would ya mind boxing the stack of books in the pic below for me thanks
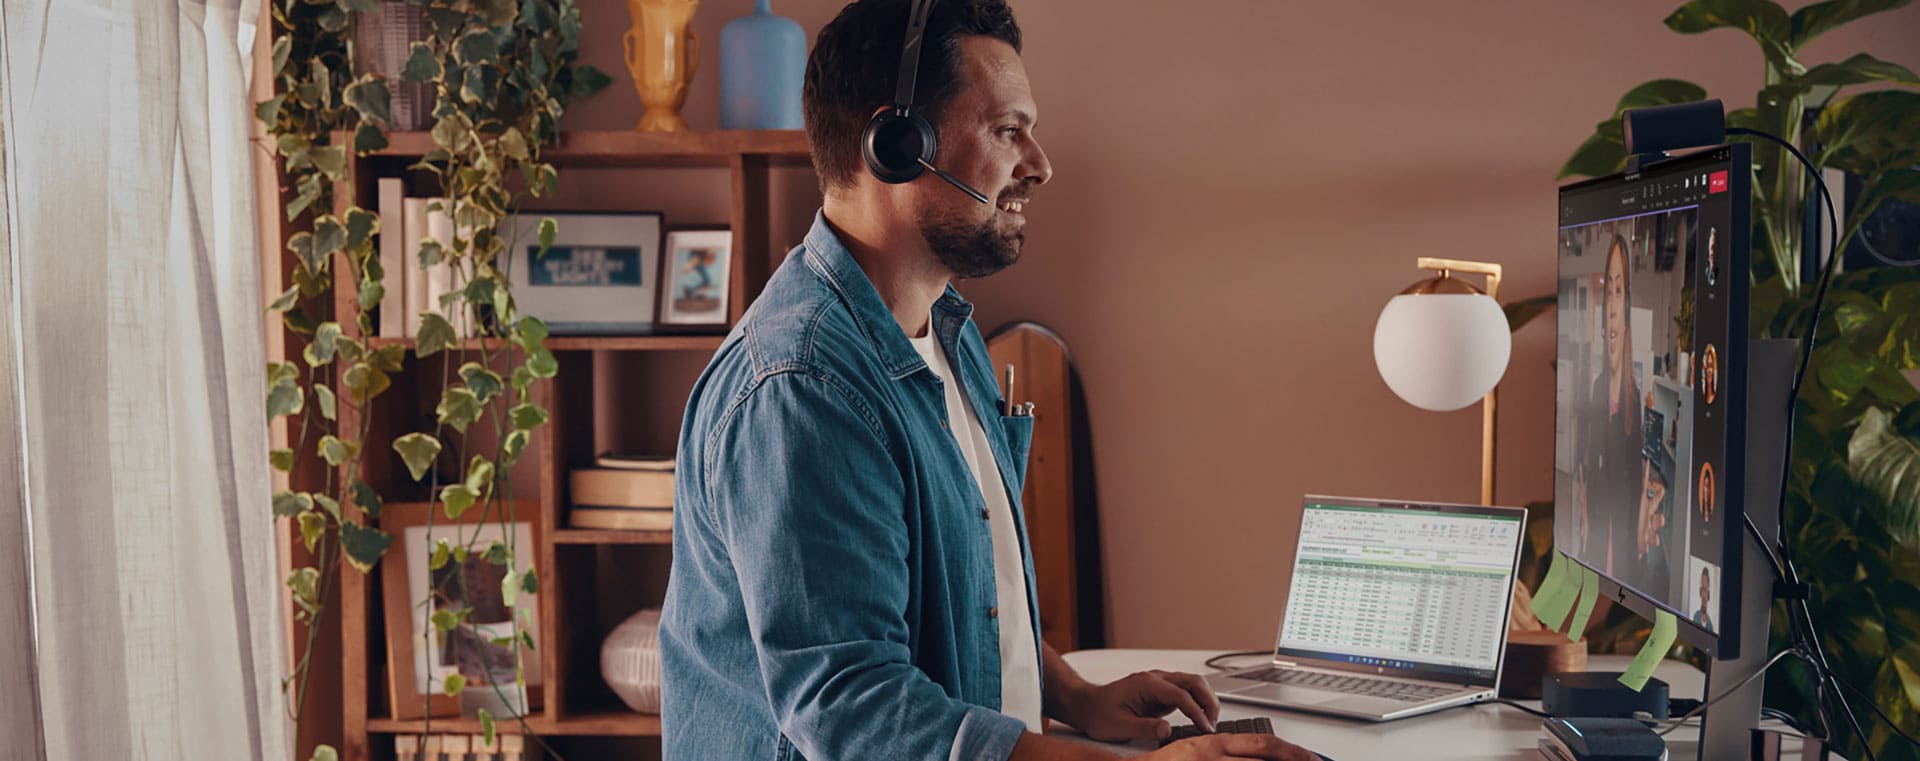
[374,178,478,340]
[568,454,675,531]
[394,733,530,761]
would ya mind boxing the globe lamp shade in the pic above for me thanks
[1373,292,1511,412]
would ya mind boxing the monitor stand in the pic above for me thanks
[1697,338,1795,761]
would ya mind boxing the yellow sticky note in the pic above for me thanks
[1564,567,1600,641]
[1531,551,1582,630]
[1618,610,1678,691]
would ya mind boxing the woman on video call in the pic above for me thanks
[1573,231,1644,581]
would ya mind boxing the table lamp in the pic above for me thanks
[1372,257,1511,505]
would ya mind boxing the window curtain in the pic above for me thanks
[0,0,289,759]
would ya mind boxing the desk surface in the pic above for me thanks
[1056,649,1797,760]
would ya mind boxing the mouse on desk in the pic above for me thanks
[1160,717,1337,761]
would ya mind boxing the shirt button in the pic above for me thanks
[988,607,999,619]
[980,508,990,520]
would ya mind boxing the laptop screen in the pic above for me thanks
[1275,498,1525,684]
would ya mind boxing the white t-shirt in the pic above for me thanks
[908,326,1044,733]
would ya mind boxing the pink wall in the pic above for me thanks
[557,0,1920,650]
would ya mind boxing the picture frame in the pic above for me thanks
[659,228,734,328]
[381,501,544,720]
[499,212,663,334]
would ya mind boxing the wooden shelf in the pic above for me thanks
[553,528,673,545]
[365,129,810,168]
[364,335,723,353]
[367,709,662,737]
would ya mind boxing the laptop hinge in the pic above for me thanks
[1271,660,1298,668]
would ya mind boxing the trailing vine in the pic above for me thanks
[257,0,607,756]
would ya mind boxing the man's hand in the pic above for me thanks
[1139,734,1318,761]
[1057,669,1221,743]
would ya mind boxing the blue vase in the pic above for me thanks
[719,0,805,130]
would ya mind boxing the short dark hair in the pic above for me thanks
[803,0,1022,193]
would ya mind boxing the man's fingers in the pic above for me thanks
[1148,677,1213,733]
[1157,670,1222,724]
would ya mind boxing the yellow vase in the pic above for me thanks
[625,0,701,132]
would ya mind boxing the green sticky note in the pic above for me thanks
[1531,551,1582,630]
[1619,610,1678,692]
[1564,567,1600,641]
[1529,550,1575,620]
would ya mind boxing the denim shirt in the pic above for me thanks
[661,211,1042,761]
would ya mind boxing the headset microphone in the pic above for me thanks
[860,0,992,206]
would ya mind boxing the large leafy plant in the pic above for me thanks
[257,0,606,756]
[1555,1,1920,757]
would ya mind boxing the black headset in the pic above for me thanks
[859,0,992,204]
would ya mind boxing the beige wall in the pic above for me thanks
[560,0,1920,649]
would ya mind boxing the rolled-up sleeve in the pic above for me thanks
[702,369,1026,761]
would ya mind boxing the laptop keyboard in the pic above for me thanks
[1236,667,1459,702]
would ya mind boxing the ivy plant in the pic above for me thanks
[257,0,607,757]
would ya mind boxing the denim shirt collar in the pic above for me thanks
[802,210,977,380]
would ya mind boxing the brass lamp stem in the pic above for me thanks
[1416,258,1503,506]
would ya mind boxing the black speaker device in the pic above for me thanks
[860,0,991,204]
[1542,672,1670,720]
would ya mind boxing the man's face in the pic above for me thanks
[1700,572,1711,604]
[1641,467,1666,524]
[914,36,1053,279]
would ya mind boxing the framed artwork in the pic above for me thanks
[499,212,663,334]
[381,502,543,720]
[659,228,733,327]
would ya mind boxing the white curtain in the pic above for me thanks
[0,0,289,759]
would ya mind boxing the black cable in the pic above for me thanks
[1493,698,1552,718]
[1724,125,1880,761]
[1203,650,1272,672]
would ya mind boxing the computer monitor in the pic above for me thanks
[1553,144,1750,659]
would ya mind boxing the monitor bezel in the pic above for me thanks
[1554,143,1751,659]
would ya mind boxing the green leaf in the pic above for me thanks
[370,344,407,373]
[464,455,496,495]
[460,362,506,403]
[501,569,520,608]
[416,312,457,358]
[272,490,313,518]
[271,35,291,76]
[304,321,342,367]
[343,75,392,126]
[316,4,347,33]
[498,128,530,162]
[430,538,451,571]
[255,94,286,127]
[314,493,342,522]
[267,284,300,312]
[267,380,304,419]
[359,280,387,312]
[518,315,550,346]
[270,448,294,473]
[442,673,467,696]
[337,0,380,13]
[521,629,536,652]
[509,401,548,430]
[401,42,440,83]
[286,567,319,608]
[431,608,464,633]
[1812,91,1920,176]
[441,482,479,519]
[313,215,348,258]
[345,206,378,251]
[311,145,348,181]
[536,217,557,259]
[481,541,510,566]
[350,479,382,519]
[1664,0,1801,75]
[1849,406,1920,544]
[298,511,325,552]
[352,121,389,154]
[287,231,322,274]
[437,387,483,434]
[287,174,324,223]
[479,707,497,750]
[392,432,443,482]
[521,567,538,596]
[340,521,393,573]
[572,65,613,98]
[308,744,337,761]
[460,65,499,104]
[456,29,500,65]
[268,360,299,388]
[315,385,337,421]
[526,349,558,379]
[342,362,392,403]
[511,365,536,393]
[503,429,530,464]
[319,435,360,467]
[1790,0,1913,47]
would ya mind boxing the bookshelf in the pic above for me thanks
[306,127,809,761]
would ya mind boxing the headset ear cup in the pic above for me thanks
[862,111,937,184]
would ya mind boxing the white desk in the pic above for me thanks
[1057,649,1808,760]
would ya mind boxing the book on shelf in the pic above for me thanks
[569,506,674,531]
[570,467,674,509]
[395,733,526,761]
[376,177,406,339]
[595,452,676,471]
[399,195,472,339]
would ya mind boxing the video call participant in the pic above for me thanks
[1633,432,1673,598]
[659,2,1315,760]
[1573,233,1644,579]
[1694,567,1715,630]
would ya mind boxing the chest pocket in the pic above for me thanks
[998,414,1034,495]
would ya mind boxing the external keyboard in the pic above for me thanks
[1162,717,1275,748]
[1235,667,1457,702]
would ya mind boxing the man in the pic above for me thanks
[660,2,1312,760]
[1694,567,1715,630]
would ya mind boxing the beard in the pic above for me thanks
[917,203,1023,280]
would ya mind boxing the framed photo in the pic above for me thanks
[659,229,734,327]
[381,502,543,720]
[500,212,662,334]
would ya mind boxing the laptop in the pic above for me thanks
[1206,495,1528,722]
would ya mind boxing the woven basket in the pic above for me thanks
[600,608,664,714]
